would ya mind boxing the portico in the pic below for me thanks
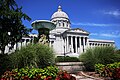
[63,36,89,53]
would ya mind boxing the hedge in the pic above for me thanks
[55,56,80,62]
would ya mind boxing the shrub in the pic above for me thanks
[79,46,118,71]
[1,66,76,80]
[1,66,58,80]
[114,50,120,62]
[115,49,120,54]
[56,70,76,80]
[55,56,80,62]
[9,43,55,68]
[95,63,105,75]
[95,62,120,79]
[0,54,12,76]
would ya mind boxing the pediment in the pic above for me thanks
[65,28,89,34]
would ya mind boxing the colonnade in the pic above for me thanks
[64,36,89,54]
[89,43,113,48]
[4,38,31,54]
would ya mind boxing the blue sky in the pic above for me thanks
[16,0,120,49]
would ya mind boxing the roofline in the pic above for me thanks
[63,28,90,34]
[89,39,115,43]
[50,17,69,21]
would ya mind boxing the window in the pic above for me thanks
[59,23,61,26]
[63,23,64,27]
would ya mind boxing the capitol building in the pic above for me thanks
[48,6,114,57]
[2,6,115,57]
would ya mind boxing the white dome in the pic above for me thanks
[51,6,69,19]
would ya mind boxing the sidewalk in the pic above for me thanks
[71,74,94,80]
[71,71,103,80]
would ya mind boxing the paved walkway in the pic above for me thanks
[71,74,94,80]
[71,71,103,80]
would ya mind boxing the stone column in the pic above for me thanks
[75,36,77,53]
[67,36,69,53]
[83,37,86,52]
[95,43,97,47]
[71,36,73,53]
[49,41,51,47]
[93,43,95,47]
[79,37,82,53]
[102,44,103,47]
[64,37,66,53]
[25,39,27,46]
[96,43,98,47]
[87,37,89,47]
[24,39,26,46]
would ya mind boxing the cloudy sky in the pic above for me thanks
[16,0,120,49]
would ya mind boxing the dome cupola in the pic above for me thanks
[51,6,70,29]
[51,6,69,19]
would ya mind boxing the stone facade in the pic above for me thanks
[49,6,115,57]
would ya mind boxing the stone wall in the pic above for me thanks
[56,62,85,73]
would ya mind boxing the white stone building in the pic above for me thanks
[1,34,38,54]
[49,6,115,57]
[1,6,115,57]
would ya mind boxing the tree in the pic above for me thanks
[0,0,31,54]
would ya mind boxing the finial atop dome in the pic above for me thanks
[58,6,62,11]
[51,6,69,19]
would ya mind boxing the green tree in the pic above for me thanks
[0,0,31,54]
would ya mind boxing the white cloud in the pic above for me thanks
[90,31,120,38]
[72,22,120,27]
[100,33,120,38]
[103,9,120,17]
[90,33,98,36]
